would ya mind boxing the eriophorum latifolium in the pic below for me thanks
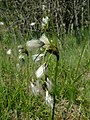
[23,33,59,120]
[1,26,90,119]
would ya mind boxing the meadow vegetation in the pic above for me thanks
[0,0,90,120]
[0,29,90,119]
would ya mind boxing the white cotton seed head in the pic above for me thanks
[46,77,52,92]
[0,22,4,25]
[30,80,42,96]
[32,53,44,62]
[42,5,46,11]
[18,45,23,49]
[7,49,12,55]
[35,63,47,79]
[30,22,36,26]
[18,55,25,60]
[39,34,50,48]
[41,16,49,29]
[26,40,44,51]
[30,82,39,96]
[18,45,24,54]
[45,90,53,109]
[42,16,49,24]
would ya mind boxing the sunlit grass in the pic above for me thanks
[0,31,90,119]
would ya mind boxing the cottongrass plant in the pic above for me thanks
[25,33,59,120]
[5,32,59,119]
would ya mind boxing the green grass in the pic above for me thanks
[0,31,90,120]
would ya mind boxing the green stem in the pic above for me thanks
[52,59,59,120]
[75,41,87,80]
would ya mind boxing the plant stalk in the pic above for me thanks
[52,58,59,120]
